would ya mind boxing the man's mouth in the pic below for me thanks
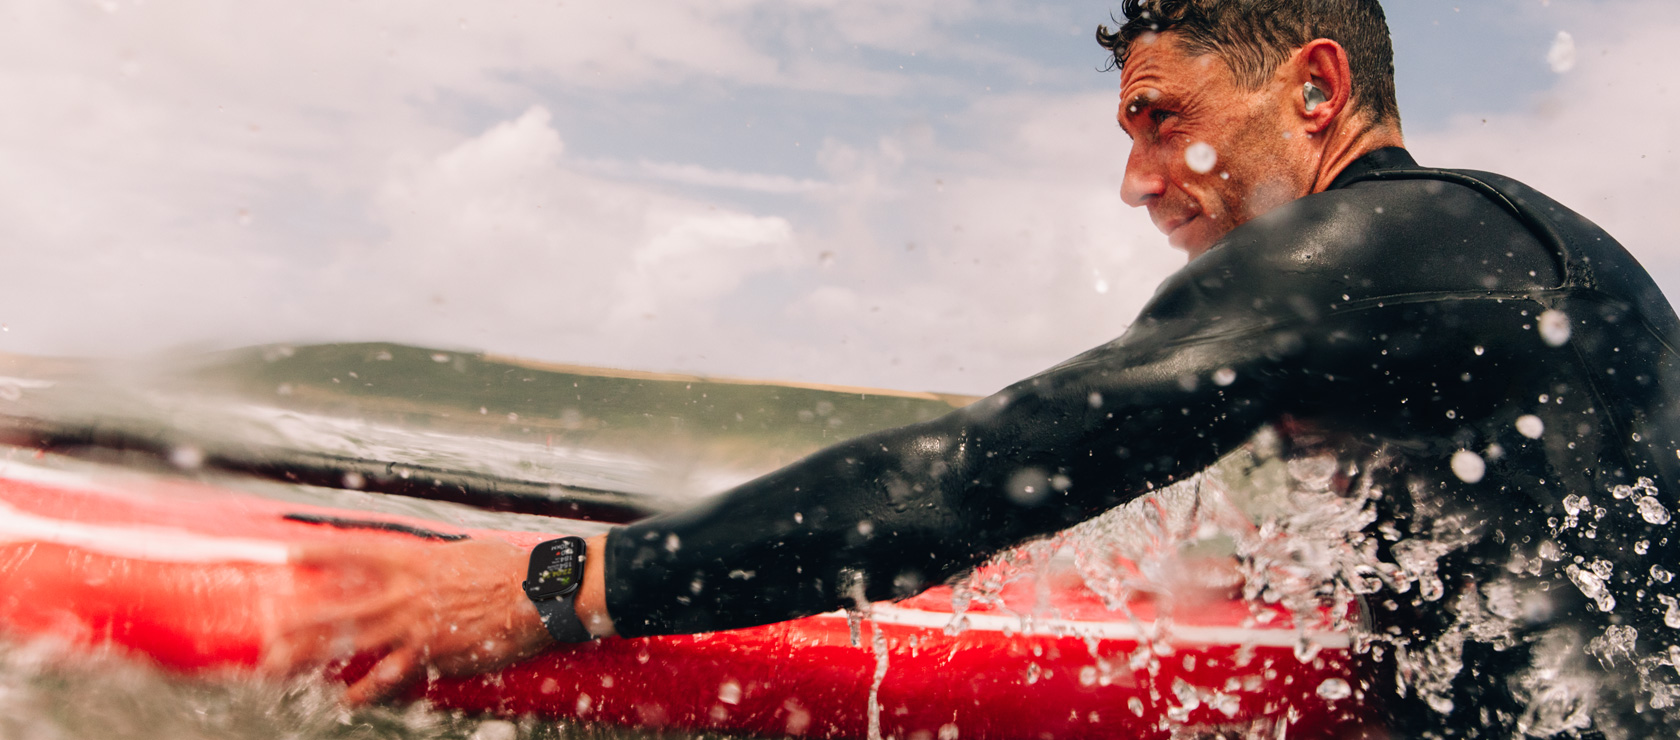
[1153,212,1197,242]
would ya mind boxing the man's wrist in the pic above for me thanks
[576,534,617,638]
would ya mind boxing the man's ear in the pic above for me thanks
[1294,39,1353,134]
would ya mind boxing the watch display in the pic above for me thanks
[523,536,586,601]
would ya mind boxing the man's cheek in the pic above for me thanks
[1240,178,1299,222]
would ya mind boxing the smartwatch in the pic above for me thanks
[522,536,595,643]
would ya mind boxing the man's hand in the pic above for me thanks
[260,536,555,704]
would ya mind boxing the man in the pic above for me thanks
[267,0,1680,736]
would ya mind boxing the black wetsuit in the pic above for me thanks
[603,148,1680,737]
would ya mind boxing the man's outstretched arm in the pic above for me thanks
[260,246,1352,696]
[260,327,1280,700]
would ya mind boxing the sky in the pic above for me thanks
[1,0,1675,395]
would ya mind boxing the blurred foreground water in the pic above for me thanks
[3,635,800,740]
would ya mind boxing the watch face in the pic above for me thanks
[525,537,585,600]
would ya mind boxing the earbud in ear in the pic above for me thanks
[1303,83,1328,113]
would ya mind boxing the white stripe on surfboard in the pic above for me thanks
[0,459,128,496]
[823,603,1352,650]
[0,499,290,564]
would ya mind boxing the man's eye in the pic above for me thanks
[1150,109,1176,125]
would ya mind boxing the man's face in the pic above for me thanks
[1117,33,1311,259]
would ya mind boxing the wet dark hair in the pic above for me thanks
[1097,0,1400,126]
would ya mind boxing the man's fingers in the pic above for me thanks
[261,616,366,674]
[260,576,420,675]
[344,646,425,706]
[260,537,541,699]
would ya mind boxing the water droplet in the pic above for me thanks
[1652,565,1674,584]
[1538,310,1571,347]
[576,693,593,715]
[1316,678,1352,700]
[1079,665,1098,686]
[1294,635,1323,662]
[1516,415,1545,439]
[1088,392,1103,409]
[1006,468,1051,506]
[1185,142,1218,174]
[718,680,742,704]
[857,520,875,536]
[170,446,205,470]
[1213,367,1237,386]
[1548,31,1577,74]
[938,724,960,740]
[1638,496,1671,525]
[1451,450,1487,483]
[1473,345,1485,356]
[665,533,682,552]
[1567,564,1616,612]
[1663,595,1680,629]
[342,471,365,490]
[469,721,519,740]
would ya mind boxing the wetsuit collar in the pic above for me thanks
[1326,147,1418,192]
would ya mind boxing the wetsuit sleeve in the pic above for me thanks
[601,262,1326,637]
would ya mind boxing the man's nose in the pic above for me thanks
[1120,145,1165,208]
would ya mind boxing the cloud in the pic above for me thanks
[321,107,801,361]
[0,0,956,358]
[626,161,828,195]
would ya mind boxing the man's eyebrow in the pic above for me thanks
[1117,92,1157,139]
[1122,92,1158,116]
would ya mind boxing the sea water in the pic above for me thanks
[0,641,734,740]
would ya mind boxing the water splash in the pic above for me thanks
[1566,564,1616,613]
[866,619,890,740]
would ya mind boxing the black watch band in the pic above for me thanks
[531,591,594,643]
[522,536,595,643]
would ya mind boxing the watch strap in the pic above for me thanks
[532,592,594,643]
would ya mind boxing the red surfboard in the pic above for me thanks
[0,453,1373,739]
